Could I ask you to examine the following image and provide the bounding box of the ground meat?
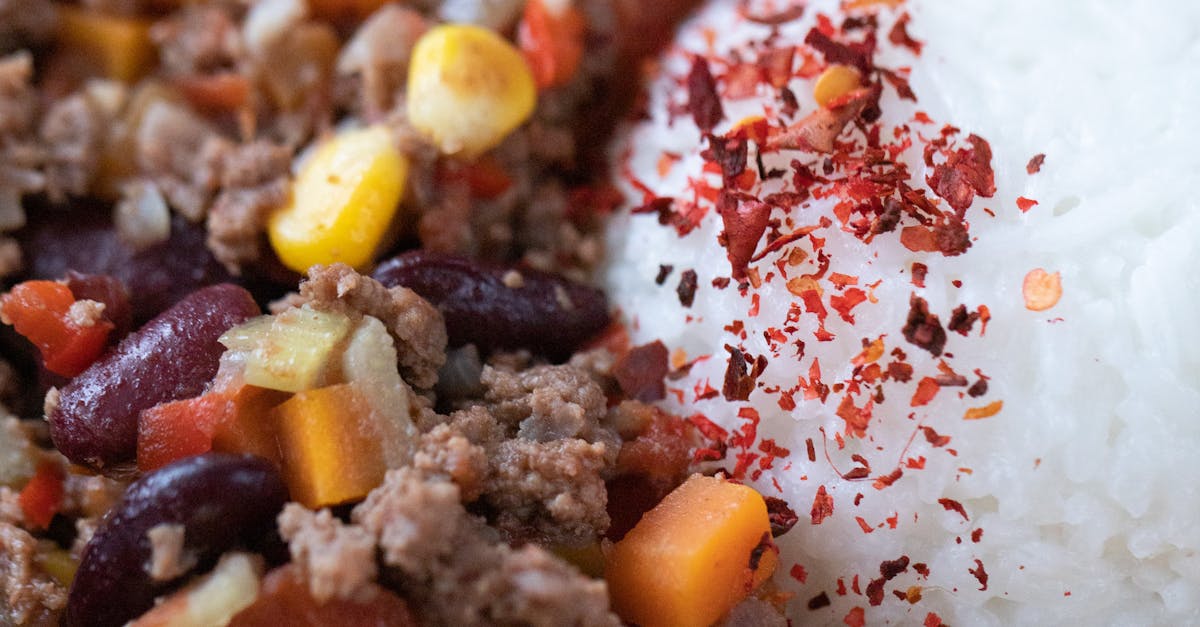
[65,299,105,328]
[277,504,378,604]
[150,4,244,77]
[351,468,618,627]
[59,471,124,519]
[413,424,489,502]
[38,93,104,202]
[134,100,230,220]
[70,517,99,561]
[0,488,22,526]
[480,364,609,442]
[0,52,44,224]
[486,438,612,545]
[205,140,292,273]
[145,523,195,582]
[297,263,448,389]
[0,522,66,626]
[0,0,56,54]
[0,237,20,279]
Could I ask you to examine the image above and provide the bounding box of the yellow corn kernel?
[58,6,155,83]
[406,24,536,157]
[268,125,407,273]
[813,64,863,108]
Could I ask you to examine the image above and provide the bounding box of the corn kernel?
[406,24,536,157]
[267,125,407,273]
[813,64,862,108]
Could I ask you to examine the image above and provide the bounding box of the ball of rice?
[603,0,1200,624]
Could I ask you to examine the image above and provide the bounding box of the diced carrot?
[0,281,113,377]
[57,6,155,83]
[606,474,778,627]
[18,462,64,529]
[518,0,587,90]
[229,564,417,627]
[272,384,387,508]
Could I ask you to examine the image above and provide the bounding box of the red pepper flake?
[855,516,874,533]
[886,360,914,383]
[18,462,64,529]
[830,288,868,323]
[808,592,831,610]
[913,562,930,577]
[969,558,989,591]
[718,194,772,280]
[836,394,872,438]
[654,264,673,285]
[881,555,910,580]
[676,269,698,307]
[1023,268,1062,311]
[769,86,878,153]
[967,376,988,397]
[811,485,835,524]
[926,134,997,212]
[921,426,950,447]
[910,262,927,287]
[947,304,982,336]
[766,496,799,537]
[909,376,940,407]
[687,413,729,442]
[723,345,767,401]
[865,578,885,606]
[1026,153,1046,174]
[971,528,984,543]
[687,56,723,133]
[1016,196,1039,212]
[964,399,1003,420]
[873,467,903,490]
[843,606,866,627]
[924,612,944,627]
[836,577,848,596]
[888,12,924,55]
[806,438,817,462]
[791,563,808,584]
[938,497,969,521]
[902,295,948,356]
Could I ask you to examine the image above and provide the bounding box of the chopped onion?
[114,181,170,251]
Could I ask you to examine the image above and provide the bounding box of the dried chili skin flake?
[947,304,981,336]
[811,484,835,524]
[888,12,923,55]
[676,269,698,307]
[926,134,996,212]
[924,612,943,627]
[881,556,910,580]
[938,497,969,521]
[866,578,886,606]
[843,605,866,627]
[808,592,832,610]
[718,193,772,280]
[1016,196,1039,212]
[687,56,724,133]
[902,295,948,356]
[768,86,878,153]
[654,264,673,285]
[705,133,748,182]
[1026,153,1046,174]
[964,399,1003,420]
[613,341,670,402]
[969,558,989,591]
[766,496,799,537]
[921,426,950,447]
[722,344,767,401]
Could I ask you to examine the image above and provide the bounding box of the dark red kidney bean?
[49,284,259,469]
[65,271,134,340]
[372,251,610,360]
[66,453,288,627]
[17,204,233,324]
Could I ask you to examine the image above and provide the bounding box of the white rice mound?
[603,0,1200,625]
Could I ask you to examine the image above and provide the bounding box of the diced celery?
[221,307,353,393]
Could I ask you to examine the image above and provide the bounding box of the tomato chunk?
[0,281,114,377]
[518,0,586,90]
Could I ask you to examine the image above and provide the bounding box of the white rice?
[603,1,1200,624]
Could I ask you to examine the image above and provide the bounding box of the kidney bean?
[372,251,610,360]
[17,206,233,324]
[48,284,260,469]
[64,271,134,340]
[66,453,288,627]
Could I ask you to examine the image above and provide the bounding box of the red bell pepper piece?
[0,280,114,377]
[18,462,64,529]
[518,0,586,90]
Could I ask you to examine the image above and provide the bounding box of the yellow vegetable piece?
[36,546,78,587]
[220,308,353,393]
[272,383,387,508]
[58,6,155,83]
[813,64,862,108]
[268,125,407,273]
[407,24,536,157]
[606,474,778,627]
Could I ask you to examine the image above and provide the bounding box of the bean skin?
[48,284,260,470]
[65,271,134,340]
[65,453,288,627]
[18,206,234,325]
[372,251,610,360]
